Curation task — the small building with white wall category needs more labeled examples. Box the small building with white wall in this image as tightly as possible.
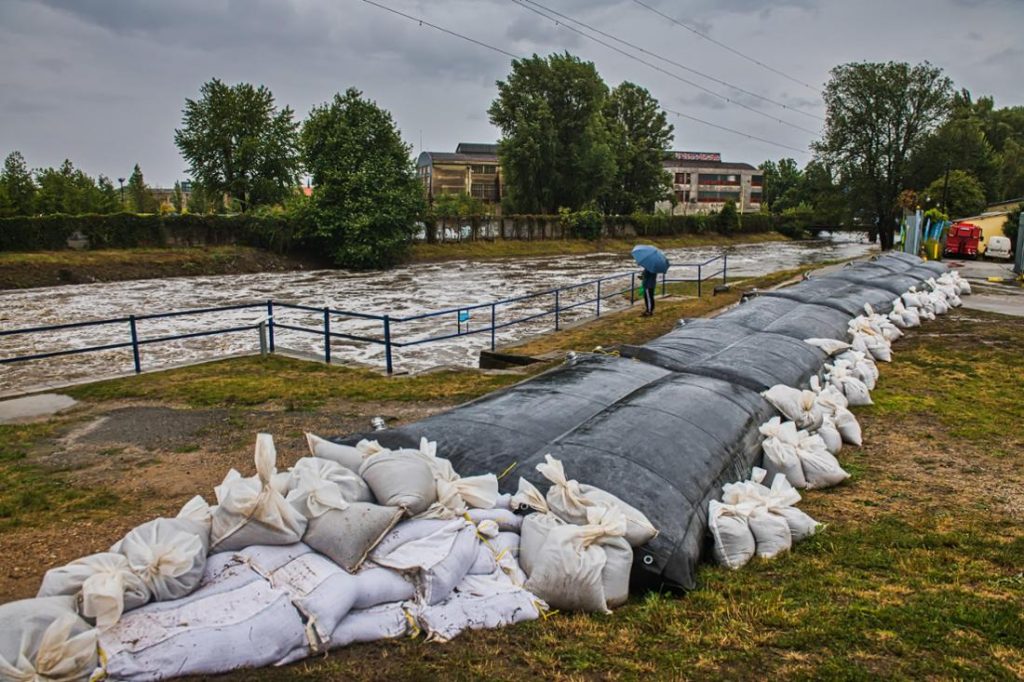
[656,151,762,215]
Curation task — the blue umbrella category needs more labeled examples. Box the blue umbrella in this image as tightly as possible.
[632,244,670,274]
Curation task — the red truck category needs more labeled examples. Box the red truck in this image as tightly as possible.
[944,222,982,258]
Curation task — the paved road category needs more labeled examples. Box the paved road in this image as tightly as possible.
[945,258,1023,317]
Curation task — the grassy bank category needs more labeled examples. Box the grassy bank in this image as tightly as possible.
[0,246,324,289]
[408,231,788,263]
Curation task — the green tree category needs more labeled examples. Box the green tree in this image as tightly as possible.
[430,192,488,218]
[127,164,158,213]
[814,61,953,249]
[922,169,986,219]
[489,53,616,213]
[171,181,185,213]
[0,151,38,216]
[601,82,673,214]
[759,158,802,212]
[34,160,111,214]
[187,180,212,215]
[717,200,739,235]
[1003,206,1021,253]
[301,88,424,269]
[95,175,120,213]
[998,137,1024,200]
[175,78,301,211]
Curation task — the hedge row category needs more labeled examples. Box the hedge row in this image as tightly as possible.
[0,213,296,252]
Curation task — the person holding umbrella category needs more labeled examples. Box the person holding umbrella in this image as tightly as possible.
[631,245,670,317]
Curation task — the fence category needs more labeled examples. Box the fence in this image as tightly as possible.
[0,255,726,379]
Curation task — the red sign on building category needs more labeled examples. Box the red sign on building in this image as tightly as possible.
[672,151,722,162]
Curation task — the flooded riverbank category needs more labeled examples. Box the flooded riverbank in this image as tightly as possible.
[0,235,875,394]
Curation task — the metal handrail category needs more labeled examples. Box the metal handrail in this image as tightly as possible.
[0,253,727,377]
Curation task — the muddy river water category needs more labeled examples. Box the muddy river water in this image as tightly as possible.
[0,235,876,394]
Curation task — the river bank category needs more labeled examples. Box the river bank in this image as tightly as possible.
[0,232,790,290]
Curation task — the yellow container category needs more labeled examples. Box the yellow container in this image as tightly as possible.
[922,240,942,261]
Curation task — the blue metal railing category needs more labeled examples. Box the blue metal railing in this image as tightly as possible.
[0,254,726,377]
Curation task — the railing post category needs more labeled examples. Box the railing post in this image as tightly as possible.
[698,265,702,298]
[630,272,636,305]
[128,315,141,374]
[323,307,331,364]
[266,300,275,352]
[722,254,728,283]
[661,272,667,297]
[555,290,561,331]
[596,280,602,317]
[258,322,268,356]
[383,315,394,375]
[490,304,496,351]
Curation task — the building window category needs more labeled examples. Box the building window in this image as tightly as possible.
[674,172,691,185]
[675,190,691,203]
[751,175,763,187]
[471,164,497,174]
[471,182,498,202]
[699,173,742,186]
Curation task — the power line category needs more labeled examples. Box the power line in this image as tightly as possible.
[510,0,819,136]
[631,0,820,95]
[517,0,822,123]
[357,0,810,156]
[360,0,518,59]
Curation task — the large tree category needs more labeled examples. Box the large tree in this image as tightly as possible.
[601,82,673,214]
[127,164,158,213]
[759,157,802,212]
[922,169,987,219]
[489,53,616,213]
[33,160,116,215]
[814,61,952,249]
[175,78,301,211]
[0,151,37,216]
[301,88,424,269]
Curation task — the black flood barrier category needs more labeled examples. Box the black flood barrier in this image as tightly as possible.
[759,277,897,315]
[335,354,673,477]
[822,268,926,296]
[622,319,828,391]
[718,297,852,341]
[513,372,776,589]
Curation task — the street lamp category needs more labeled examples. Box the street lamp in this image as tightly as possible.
[118,177,126,209]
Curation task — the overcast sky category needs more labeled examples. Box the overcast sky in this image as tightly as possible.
[1,0,1021,187]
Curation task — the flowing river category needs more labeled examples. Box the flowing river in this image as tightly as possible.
[0,235,876,394]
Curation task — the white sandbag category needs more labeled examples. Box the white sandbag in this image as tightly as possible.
[817,414,843,455]
[211,434,307,552]
[288,456,373,504]
[373,518,479,605]
[836,350,879,391]
[0,596,98,682]
[351,567,415,610]
[101,578,308,680]
[467,530,521,578]
[803,338,851,356]
[850,330,892,363]
[747,507,792,559]
[277,602,411,664]
[267,552,360,647]
[176,494,213,533]
[37,552,150,630]
[827,362,873,406]
[304,502,403,573]
[467,506,523,533]
[304,432,364,471]
[112,516,209,603]
[721,466,772,506]
[708,500,756,570]
[536,454,657,547]
[236,543,314,576]
[761,421,808,489]
[519,512,565,578]
[359,448,437,516]
[773,506,820,542]
[417,571,542,643]
[761,385,824,431]
[796,432,850,489]
[958,278,971,295]
[410,437,500,513]
[371,519,454,558]
[524,506,631,614]
[509,477,549,513]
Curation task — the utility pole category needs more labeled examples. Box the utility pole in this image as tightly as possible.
[940,161,951,215]
[118,177,126,210]
[1015,212,1023,276]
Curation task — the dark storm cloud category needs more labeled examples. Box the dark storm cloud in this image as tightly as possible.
[1,0,1022,183]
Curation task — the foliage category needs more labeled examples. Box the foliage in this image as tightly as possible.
[1005,206,1021,252]
[33,160,120,216]
[171,181,184,213]
[758,158,801,212]
[814,61,953,249]
[174,78,301,211]
[429,192,489,218]
[558,205,603,240]
[716,200,739,235]
[0,213,294,252]
[127,163,158,213]
[301,88,425,269]
[601,82,673,214]
[489,53,617,214]
[186,179,214,215]
[922,169,986,219]
[923,207,949,224]
[0,152,37,216]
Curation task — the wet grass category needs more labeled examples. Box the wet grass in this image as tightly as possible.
[0,421,127,531]
[408,231,788,263]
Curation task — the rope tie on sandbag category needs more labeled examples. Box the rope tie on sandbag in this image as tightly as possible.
[497,461,518,481]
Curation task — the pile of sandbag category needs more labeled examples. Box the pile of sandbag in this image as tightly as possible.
[709,468,819,569]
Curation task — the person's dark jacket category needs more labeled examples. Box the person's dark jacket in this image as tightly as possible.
[642,269,658,291]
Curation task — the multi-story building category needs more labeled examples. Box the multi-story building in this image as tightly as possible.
[657,151,762,215]
[416,143,503,212]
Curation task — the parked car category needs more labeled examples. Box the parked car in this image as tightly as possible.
[985,235,1013,260]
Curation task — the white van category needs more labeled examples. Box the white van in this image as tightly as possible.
[985,235,1013,260]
